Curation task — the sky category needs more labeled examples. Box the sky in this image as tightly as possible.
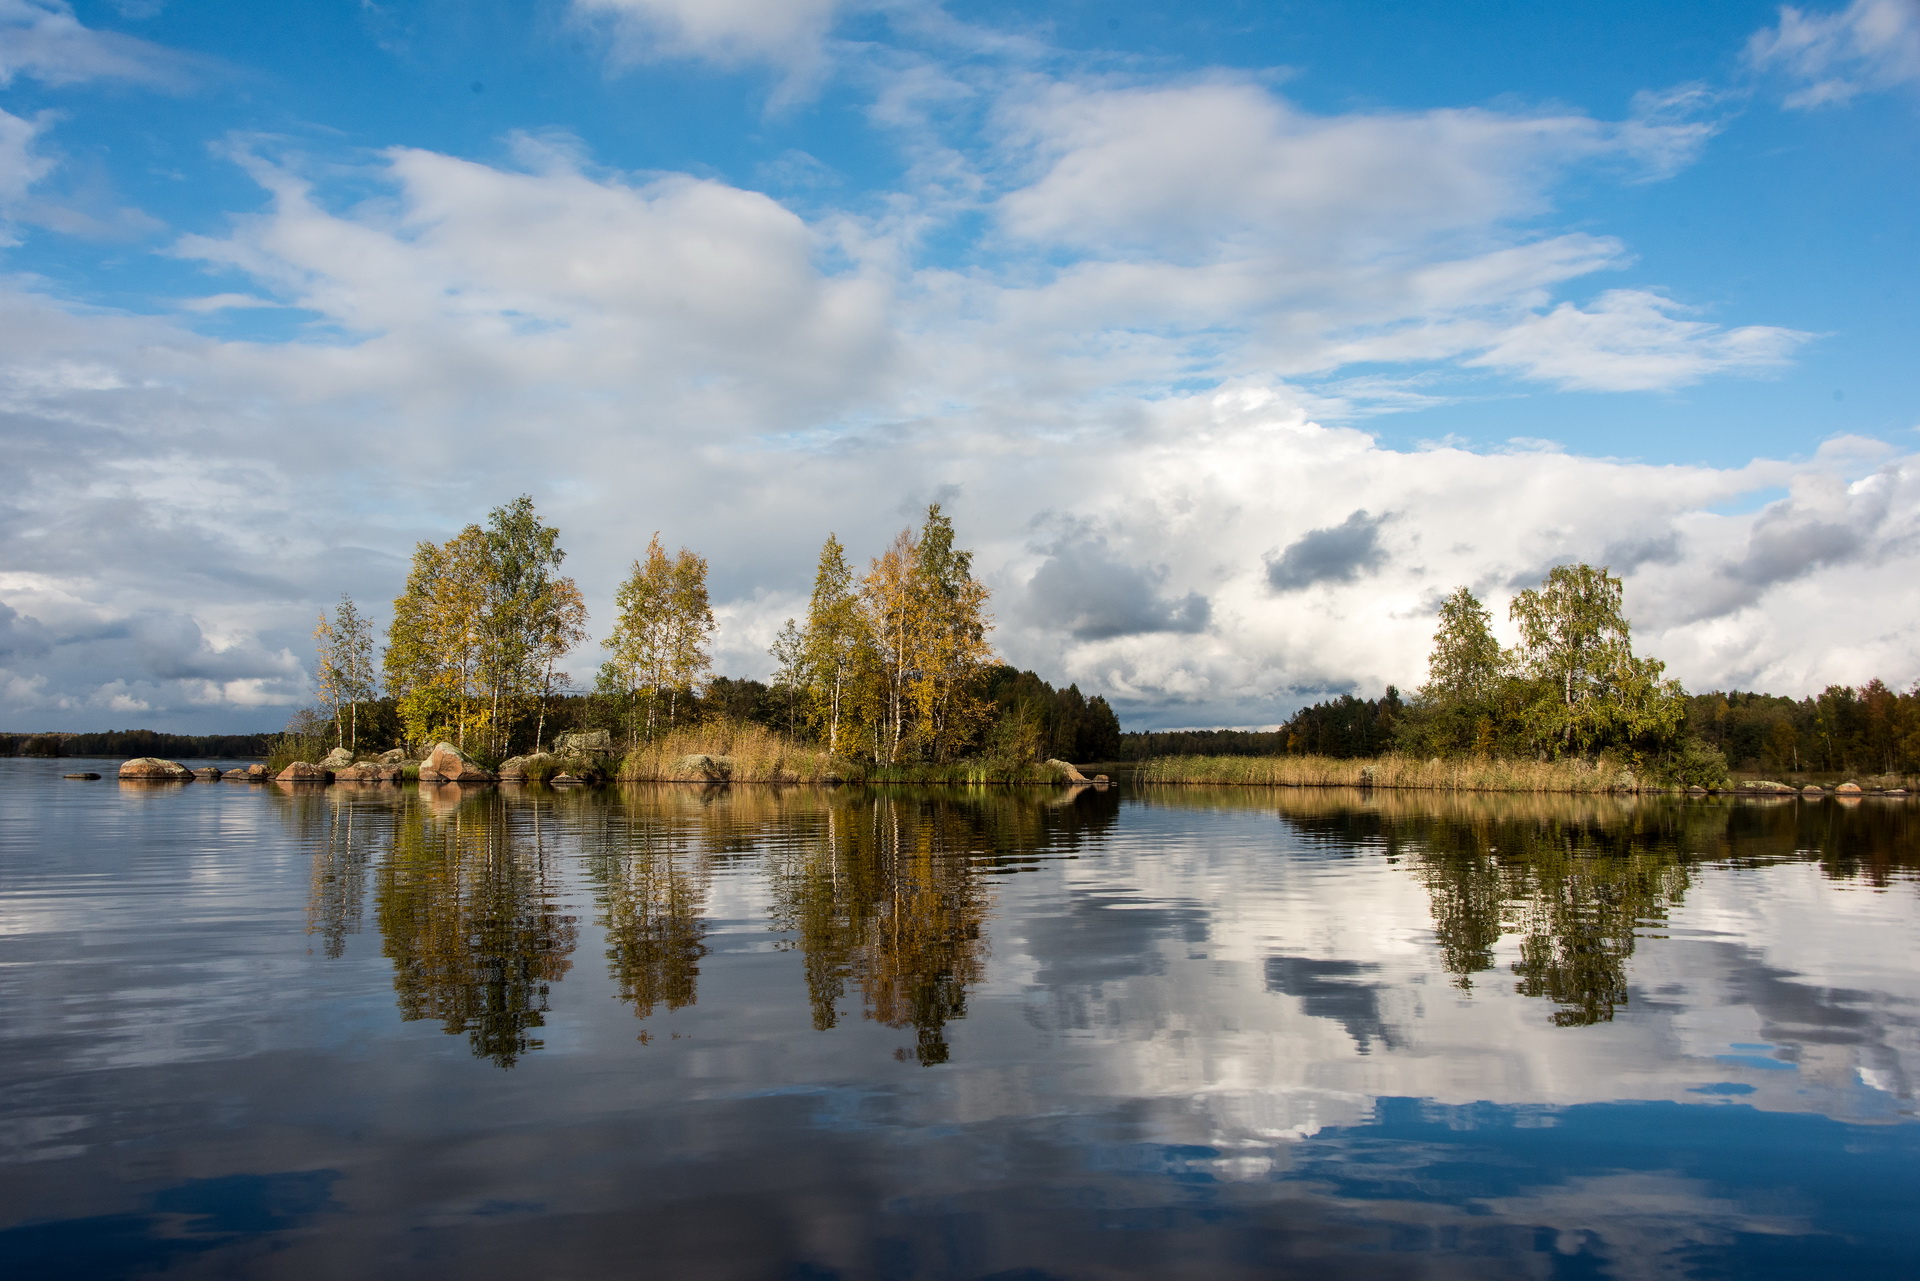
[0,0,1916,734]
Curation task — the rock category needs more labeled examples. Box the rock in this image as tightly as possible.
[242,763,271,780]
[497,752,557,781]
[321,747,355,768]
[1801,784,1826,797]
[552,729,614,756]
[1836,781,1863,794]
[1686,784,1707,794]
[119,757,194,781]
[1093,774,1111,785]
[377,748,408,764]
[332,762,381,782]
[1884,788,1909,796]
[277,761,332,783]
[1741,780,1794,793]
[670,753,733,781]
[64,772,101,780]
[420,741,496,783]
[550,772,586,785]
[194,767,223,781]
[1044,758,1089,783]
[374,764,406,782]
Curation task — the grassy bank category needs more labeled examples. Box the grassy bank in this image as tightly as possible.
[614,722,1075,785]
[1135,753,1629,792]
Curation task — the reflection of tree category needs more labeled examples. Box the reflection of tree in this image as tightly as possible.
[304,794,381,959]
[583,821,709,1022]
[374,788,576,1067]
[770,794,992,1064]
[1171,788,1712,1028]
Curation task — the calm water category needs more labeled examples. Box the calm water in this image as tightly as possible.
[2,759,1917,1279]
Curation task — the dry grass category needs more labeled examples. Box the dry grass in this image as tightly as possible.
[615,721,846,783]
[1134,753,1626,793]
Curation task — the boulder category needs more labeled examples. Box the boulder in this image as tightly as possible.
[1741,780,1795,793]
[277,761,332,783]
[1801,784,1826,797]
[321,747,355,768]
[1835,781,1863,795]
[64,772,101,780]
[419,742,496,783]
[242,763,271,780]
[374,764,406,782]
[497,752,557,781]
[552,729,614,757]
[670,753,733,781]
[193,767,223,781]
[1044,758,1089,783]
[550,772,587,786]
[119,757,194,781]
[1685,784,1707,794]
[333,762,381,782]
[376,748,408,764]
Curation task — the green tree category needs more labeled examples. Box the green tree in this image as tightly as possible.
[1508,563,1684,759]
[1401,587,1508,756]
[601,534,715,743]
[315,594,378,753]
[799,534,872,753]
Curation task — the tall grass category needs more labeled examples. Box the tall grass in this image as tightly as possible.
[616,722,842,782]
[1135,753,1627,792]
[614,721,1081,784]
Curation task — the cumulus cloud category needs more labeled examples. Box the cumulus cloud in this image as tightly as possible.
[1266,511,1390,592]
[1747,0,1920,107]
[1022,531,1211,641]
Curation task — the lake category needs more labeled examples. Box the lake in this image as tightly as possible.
[1,757,1916,1278]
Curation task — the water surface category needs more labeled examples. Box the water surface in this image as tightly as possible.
[2,758,1917,1278]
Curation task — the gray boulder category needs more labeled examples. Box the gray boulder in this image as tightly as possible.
[552,729,615,756]
[670,753,733,781]
[497,752,557,781]
[321,747,355,768]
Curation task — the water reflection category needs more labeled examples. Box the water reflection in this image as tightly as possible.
[291,782,1916,1065]
[370,787,577,1067]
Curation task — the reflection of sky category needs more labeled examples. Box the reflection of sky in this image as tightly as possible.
[2,761,1918,1277]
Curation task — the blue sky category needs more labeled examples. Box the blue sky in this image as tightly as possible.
[0,0,1916,731]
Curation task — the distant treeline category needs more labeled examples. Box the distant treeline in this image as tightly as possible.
[1117,690,1404,761]
[0,729,273,759]
[1685,681,1918,776]
[1115,678,1920,778]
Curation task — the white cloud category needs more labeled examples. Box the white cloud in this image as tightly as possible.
[1747,0,1920,107]
[1465,290,1810,392]
[0,106,55,217]
[0,0,188,88]
[573,0,852,91]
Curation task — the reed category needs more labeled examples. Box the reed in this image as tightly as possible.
[1133,753,1626,793]
[614,721,1079,784]
[616,721,844,783]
